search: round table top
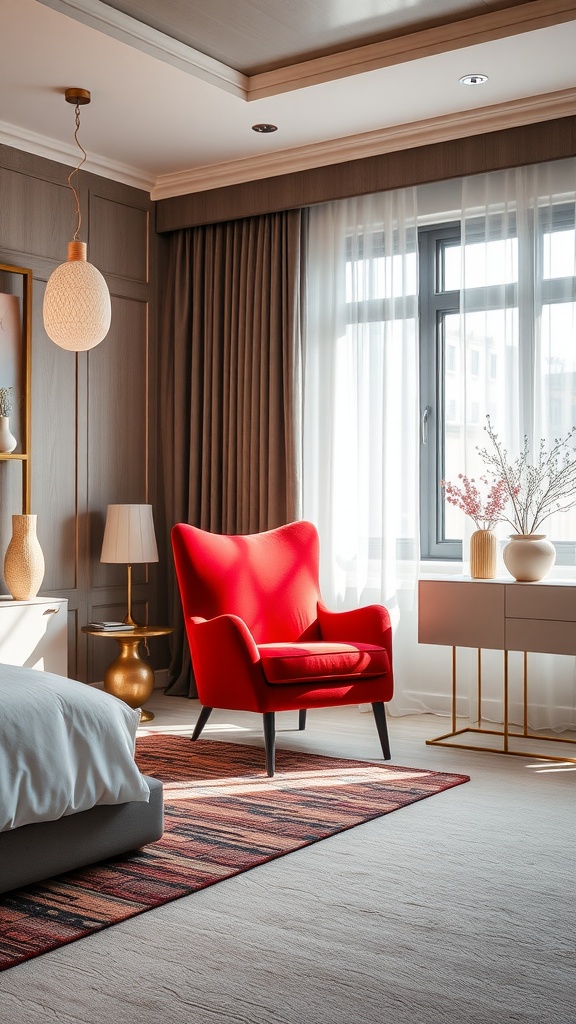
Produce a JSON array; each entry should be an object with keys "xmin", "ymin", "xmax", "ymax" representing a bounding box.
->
[{"xmin": 81, "ymin": 624, "xmax": 173, "ymax": 639}]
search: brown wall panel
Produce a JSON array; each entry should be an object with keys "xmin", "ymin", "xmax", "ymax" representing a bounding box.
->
[
  {"xmin": 0, "ymin": 463, "xmax": 24, "ymax": 592},
  {"xmin": 89, "ymin": 195, "xmax": 149, "ymax": 283},
  {"xmin": 87, "ymin": 294, "xmax": 149, "ymax": 589},
  {"xmin": 157, "ymin": 116, "xmax": 576, "ymax": 232},
  {"xmin": 0, "ymin": 168, "xmax": 74, "ymax": 260},
  {"xmin": 30, "ymin": 277, "xmax": 78, "ymax": 593},
  {"xmin": 0, "ymin": 144, "xmax": 159, "ymax": 682}
]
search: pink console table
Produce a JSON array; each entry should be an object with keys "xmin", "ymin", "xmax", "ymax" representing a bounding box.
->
[{"xmin": 418, "ymin": 576, "xmax": 576, "ymax": 763}]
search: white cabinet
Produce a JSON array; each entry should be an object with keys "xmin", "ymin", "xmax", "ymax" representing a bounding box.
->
[{"xmin": 0, "ymin": 596, "xmax": 68, "ymax": 676}]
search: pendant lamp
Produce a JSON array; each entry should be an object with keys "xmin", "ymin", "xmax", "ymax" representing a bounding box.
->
[{"xmin": 43, "ymin": 88, "xmax": 111, "ymax": 352}]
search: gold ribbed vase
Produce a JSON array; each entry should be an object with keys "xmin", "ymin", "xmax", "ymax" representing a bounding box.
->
[{"xmin": 469, "ymin": 529, "xmax": 497, "ymax": 579}]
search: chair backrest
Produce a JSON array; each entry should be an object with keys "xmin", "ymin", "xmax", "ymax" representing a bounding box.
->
[{"xmin": 171, "ymin": 521, "xmax": 322, "ymax": 644}]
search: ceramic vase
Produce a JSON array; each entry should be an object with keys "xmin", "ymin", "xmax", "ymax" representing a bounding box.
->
[
  {"xmin": 502, "ymin": 533, "xmax": 556, "ymax": 582},
  {"xmin": 469, "ymin": 529, "xmax": 498, "ymax": 579},
  {"xmin": 3, "ymin": 514, "xmax": 45, "ymax": 600},
  {"xmin": 0, "ymin": 415, "xmax": 16, "ymax": 453}
]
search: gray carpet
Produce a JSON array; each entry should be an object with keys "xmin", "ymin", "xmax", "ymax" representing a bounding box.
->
[{"xmin": 0, "ymin": 703, "xmax": 574, "ymax": 1023}]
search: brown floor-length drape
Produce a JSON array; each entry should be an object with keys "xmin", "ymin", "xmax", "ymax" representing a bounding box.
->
[{"xmin": 160, "ymin": 210, "xmax": 306, "ymax": 694}]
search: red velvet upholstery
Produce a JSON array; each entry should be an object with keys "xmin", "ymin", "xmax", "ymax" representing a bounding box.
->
[
  {"xmin": 258, "ymin": 641, "xmax": 389, "ymax": 684},
  {"xmin": 171, "ymin": 521, "xmax": 394, "ymax": 774}
]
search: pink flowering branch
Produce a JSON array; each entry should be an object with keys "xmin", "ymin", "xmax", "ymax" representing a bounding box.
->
[{"xmin": 441, "ymin": 474, "xmax": 508, "ymax": 531}]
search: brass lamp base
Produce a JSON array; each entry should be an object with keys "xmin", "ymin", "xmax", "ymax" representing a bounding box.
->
[{"xmin": 103, "ymin": 637, "xmax": 155, "ymax": 722}]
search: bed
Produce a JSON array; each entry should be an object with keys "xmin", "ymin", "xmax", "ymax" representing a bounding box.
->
[{"xmin": 0, "ymin": 663, "xmax": 163, "ymax": 895}]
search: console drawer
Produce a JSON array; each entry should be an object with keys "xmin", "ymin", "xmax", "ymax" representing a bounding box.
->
[
  {"xmin": 506, "ymin": 616, "xmax": 576, "ymax": 655},
  {"xmin": 506, "ymin": 584, "xmax": 576, "ymax": 622}
]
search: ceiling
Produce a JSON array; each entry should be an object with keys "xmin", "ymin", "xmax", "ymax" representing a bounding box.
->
[{"xmin": 1, "ymin": 0, "xmax": 575, "ymax": 199}]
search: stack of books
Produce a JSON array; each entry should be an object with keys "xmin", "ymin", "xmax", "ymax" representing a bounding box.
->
[{"xmin": 86, "ymin": 621, "xmax": 135, "ymax": 632}]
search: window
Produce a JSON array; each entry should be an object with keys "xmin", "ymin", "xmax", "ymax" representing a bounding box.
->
[
  {"xmin": 420, "ymin": 205, "xmax": 576, "ymax": 561},
  {"xmin": 307, "ymin": 179, "xmax": 576, "ymax": 573}
]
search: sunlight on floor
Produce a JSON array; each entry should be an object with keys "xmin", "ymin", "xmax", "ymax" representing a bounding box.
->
[
  {"xmin": 138, "ymin": 721, "xmax": 250, "ymax": 736},
  {"xmin": 160, "ymin": 764, "xmax": 431, "ymax": 801},
  {"xmin": 137, "ymin": 693, "xmax": 576, "ymax": 778}
]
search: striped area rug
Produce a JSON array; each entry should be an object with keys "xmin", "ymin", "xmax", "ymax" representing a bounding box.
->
[{"xmin": 0, "ymin": 735, "xmax": 469, "ymax": 971}]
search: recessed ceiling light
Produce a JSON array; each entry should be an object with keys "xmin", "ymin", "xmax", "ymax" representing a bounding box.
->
[
  {"xmin": 252, "ymin": 123, "xmax": 278, "ymax": 133},
  {"xmin": 459, "ymin": 73, "xmax": 488, "ymax": 86}
]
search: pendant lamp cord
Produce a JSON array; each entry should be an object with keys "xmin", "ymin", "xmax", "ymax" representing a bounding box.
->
[{"xmin": 67, "ymin": 102, "xmax": 87, "ymax": 242}]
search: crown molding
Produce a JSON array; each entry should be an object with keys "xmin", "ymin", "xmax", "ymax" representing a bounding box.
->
[
  {"xmin": 0, "ymin": 120, "xmax": 155, "ymax": 193},
  {"xmin": 4, "ymin": 86, "xmax": 575, "ymax": 200},
  {"xmin": 247, "ymin": 0, "xmax": 576, "ymax": 99},
  {"xmin": 150, "ymin": 87, "xmax": 576, "ymax": 201},
  {"xmin": 36, "ymin": 0, "xmax": 247, "ymax": 98}
]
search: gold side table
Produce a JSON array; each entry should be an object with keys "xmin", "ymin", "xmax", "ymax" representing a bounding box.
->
[{"xmin": 82, "ymin": 625, "xmax": 173, "ymax": 722}]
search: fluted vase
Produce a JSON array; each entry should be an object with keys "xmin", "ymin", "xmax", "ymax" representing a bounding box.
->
[
  {"xmin": 469, "ymin": 529, "xmax": 498, "ymax": 579},
  {"xmin": 3, "ymin": 514, "xmax": 45, "ymax": 600}
]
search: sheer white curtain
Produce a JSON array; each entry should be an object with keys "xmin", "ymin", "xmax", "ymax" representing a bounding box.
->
[
  {"xmin": 302, "ymin": 162, "xmax": 576, "ymax": 729},
  {"xmin": 454, "ymin": 160, "xmax": 576, "ymax": 731},
  {"xmin": 448, "ymin": 161, "xmax": 576, "ymax": 509},
  {"xmin": 302, "ymin": 190, "xmax": 420, "ymax": 713}
]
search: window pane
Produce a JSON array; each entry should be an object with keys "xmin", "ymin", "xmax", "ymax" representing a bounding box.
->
[
  {"xmin": 541, "ymin": 301, "xmax": 576, "ymax": 544},
  {"xmin": 346, "ymin": 252, "xmax": 417, "ymax": 302},
  {"xmin": 443, "ymin": 239, "xmax": 518, "ymax": 291},
  {"xmin": 543, "ymin": 229, "xmax": 576, "ymax": 279},
  {"xmin": 443, "ymin": 309, "xmax": 519, "ymax": 540},
  {"xmin": 541, "ymin": 301, "xmax": 576, "ymax": 433}
]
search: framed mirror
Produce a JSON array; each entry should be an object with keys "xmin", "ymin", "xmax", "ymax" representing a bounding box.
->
[{"xmin": 0, "ymin": 262, "xmax": 32, "ymax": 514}]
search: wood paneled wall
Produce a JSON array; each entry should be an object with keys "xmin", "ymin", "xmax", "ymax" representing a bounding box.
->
[{"xmin": 0, "ymin": 144, "xmax": 168, "ymax": 683}]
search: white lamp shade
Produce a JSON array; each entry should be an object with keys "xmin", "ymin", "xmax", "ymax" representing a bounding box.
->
[
  {"xmin": 43, "ymin": 242, "xmax": 111, "ymax": 352},
  {"xmin": 101, "ymin": 504, "xmax": 159, "ymax": 564}
]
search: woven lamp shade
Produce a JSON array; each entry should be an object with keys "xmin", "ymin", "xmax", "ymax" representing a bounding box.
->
[{"xmin": 43, "ymin": 242, "xmax": 111, "ymax": 351}]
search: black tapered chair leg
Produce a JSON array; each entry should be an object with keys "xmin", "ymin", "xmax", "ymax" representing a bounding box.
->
[
  {"xmin": 372, "ymin": 701, "xmax": 391, "ymax": 760},
  {"xmin": 191, "ymin": 705, "xmax": 213, "ymax": 741},
  {"xmin": 298, "ymin": 709, "xmax": 307, "ymax": 731},
  {"xmin": 263, "ymin": 711, "xmax": 276, "ymax": 777}
]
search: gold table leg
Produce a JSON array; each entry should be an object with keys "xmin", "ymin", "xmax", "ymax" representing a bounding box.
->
[
  {"xmin": 477, "ymin": 648, "xmax": 482, "ymax": 726},
  {"xmin": 426, "ymin": 644, "xmax": 576, "ymax": 762},
  {"xmin": 103, "ymin": 638, "xmax": 155, "ymax": 722},
  {"xmin": 451, "ymin": 645, "xmax": 457, "ymax": 733}
]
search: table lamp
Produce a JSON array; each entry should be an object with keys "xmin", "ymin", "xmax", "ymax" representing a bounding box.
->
[{"xmin": 100, "ymin": 504, "xmax": 158, "ymax": 625}]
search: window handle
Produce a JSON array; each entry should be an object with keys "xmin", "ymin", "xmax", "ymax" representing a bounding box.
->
[{"xmin": 422, "ymin": 405, "xmax": 432, "ymax": 445}]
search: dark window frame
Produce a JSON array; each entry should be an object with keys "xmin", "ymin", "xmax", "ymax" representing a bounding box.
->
[{"xmin": 419, "ymin": 205, "xmax": 576, "ymax": 562}]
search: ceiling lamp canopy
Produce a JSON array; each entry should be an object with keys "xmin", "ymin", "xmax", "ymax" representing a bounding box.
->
[{"xmin": 43, "ymin": 88, "xmax": 111, "ymax": 352}]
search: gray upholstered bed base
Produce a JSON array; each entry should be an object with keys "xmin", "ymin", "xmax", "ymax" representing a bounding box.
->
[{"xmin": 0, "ymin": 775, "xmax": 163, "ymax": 895}]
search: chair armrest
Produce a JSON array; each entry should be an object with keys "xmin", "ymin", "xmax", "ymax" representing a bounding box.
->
[
  {"xmin": 187, "ymin": 613, "xmax": 266, "ymax": 712},
  {"xmin": 317, "ymin": 601, "xmax": 392, "ymax": 649}
]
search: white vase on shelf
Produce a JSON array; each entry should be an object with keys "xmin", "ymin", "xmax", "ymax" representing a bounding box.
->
[
  {"xmin": 0, "ymin": 415, "xmax": 16, "ymax": 453},
  {"xmin": 502, "ymin": 534, "xmax": 556, "ymax": 582}
]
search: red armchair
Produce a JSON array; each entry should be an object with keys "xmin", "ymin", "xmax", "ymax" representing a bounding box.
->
[{"xmin": 171, "ymin": 521, "xmax": 394, "ymax": 775}]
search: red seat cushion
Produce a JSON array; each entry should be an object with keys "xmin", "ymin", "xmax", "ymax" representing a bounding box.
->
[{"xmin": 258, "ymin": 641, "xmax": 389, "ymax": 685}]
